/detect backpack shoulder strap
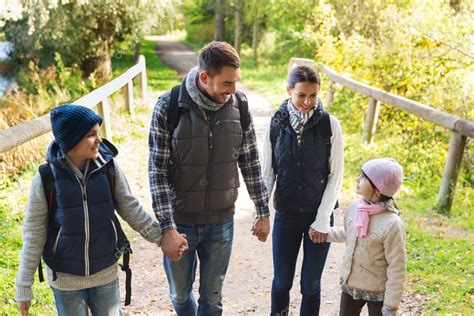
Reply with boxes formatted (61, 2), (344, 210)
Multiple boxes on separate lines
(269, 103), (289, 171)
(319, 111), (332, 140)
(167, 85), (181, 135)
(38, 163), (56, 283)
(105, 159), (116, 202)
(235, 91), (250, 131)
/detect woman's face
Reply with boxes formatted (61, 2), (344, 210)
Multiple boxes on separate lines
(287, 82), (320, 113)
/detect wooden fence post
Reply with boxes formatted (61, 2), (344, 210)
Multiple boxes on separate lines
(124, 80), (135, 117)
(435, 132), (467, 214)
(326, 81), (334, 108)
(138, 55), (147, 99)
(364, 97), (380, 143)
(97, 98), (112, 140)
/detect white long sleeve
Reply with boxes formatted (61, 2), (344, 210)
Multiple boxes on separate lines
(262, 115), (344, 234)
(311, 115), (344, 233)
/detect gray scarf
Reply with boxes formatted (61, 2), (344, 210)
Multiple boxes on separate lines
(185, 66), (228, 112)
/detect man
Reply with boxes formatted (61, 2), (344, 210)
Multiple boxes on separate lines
(148, 41), (270, 315)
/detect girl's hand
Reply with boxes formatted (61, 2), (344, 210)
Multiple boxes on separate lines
(308, 228), (327, 243)
(17, 301), (31, 316)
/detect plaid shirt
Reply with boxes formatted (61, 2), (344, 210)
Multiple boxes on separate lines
(148, 92), (270, 232)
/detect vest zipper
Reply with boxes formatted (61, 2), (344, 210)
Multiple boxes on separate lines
(75, 175), (91, 276)
(52, 226), (62, 255)
(111, 219), (118, 245)
(205, 118), (216, 216)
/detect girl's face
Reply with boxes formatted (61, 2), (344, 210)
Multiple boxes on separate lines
(287, 82), (320, 113)
(67, 124), (102, 162)
(356, 171), (380, 201)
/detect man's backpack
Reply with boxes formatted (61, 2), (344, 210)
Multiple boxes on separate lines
(37, 160), (133, 306)
(166, 85), (251, 135)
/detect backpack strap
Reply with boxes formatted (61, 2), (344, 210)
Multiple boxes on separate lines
(119, 240), (133, 306)
(38, 163), (58, 282)
(167, 85), (181, 135)
(105, 158), (133, 306)
(235, 91), (250, 131)
(269, 102), (289, 172)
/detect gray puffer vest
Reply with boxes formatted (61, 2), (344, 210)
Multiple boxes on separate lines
(169, 83), (244, 224)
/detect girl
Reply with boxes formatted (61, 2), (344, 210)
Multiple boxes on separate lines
(15, 104), (186, 315)
(262, 65), (344, 315)
(323, 158), (406, 316)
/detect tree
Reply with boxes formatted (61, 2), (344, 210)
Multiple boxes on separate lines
(1, 0), (174, 81)
(214, 0), (226, 40)
(233, 0), (244, 55)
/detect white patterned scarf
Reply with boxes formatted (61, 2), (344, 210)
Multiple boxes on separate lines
(287, 99), (316, 143)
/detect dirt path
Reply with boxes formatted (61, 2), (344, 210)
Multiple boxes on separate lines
(116, 36), (418, 315)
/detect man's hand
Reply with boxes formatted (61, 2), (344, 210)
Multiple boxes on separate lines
(251, 217), (270, 242)
(308, 227), (327, 243)
(17, 301), (31, 316)
(161, 229), (188, 261)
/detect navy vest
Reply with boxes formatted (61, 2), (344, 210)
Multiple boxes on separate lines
(42, 141), (127, 276)
(271, 101), (332, 214)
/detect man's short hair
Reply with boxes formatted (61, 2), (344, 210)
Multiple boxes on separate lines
(198, 41), (240, 76)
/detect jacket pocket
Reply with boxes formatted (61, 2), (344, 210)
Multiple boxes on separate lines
(359, 264), (377, 277)
(53, 227), (62, 255)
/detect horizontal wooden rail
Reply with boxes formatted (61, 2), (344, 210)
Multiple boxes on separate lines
(0, 55), (147, 153)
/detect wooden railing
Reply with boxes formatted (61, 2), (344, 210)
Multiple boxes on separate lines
(289, 57), (474, 214)
(0, 55), (148, 153)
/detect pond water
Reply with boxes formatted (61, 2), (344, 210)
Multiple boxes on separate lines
(0, 41), (14, 97)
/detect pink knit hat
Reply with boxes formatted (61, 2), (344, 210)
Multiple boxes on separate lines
(361, 158), (403, 197)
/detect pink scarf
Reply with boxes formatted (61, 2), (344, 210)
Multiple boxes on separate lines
(354, 198), (386, 238)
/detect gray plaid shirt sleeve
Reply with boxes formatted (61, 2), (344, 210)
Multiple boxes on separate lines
(148, 95), (176, 232)
(237, 114), (271, 219)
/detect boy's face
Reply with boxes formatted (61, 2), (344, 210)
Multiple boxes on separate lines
(67, 123), (102, 161)
(199, 66), (241, 104)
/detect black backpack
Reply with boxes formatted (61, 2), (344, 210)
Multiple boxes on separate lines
(38, 160), (133, 306)
(166, 85), (251, 135)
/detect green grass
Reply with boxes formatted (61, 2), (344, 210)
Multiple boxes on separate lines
(238, 58), (474, 313)
(0, 37), (179, 315)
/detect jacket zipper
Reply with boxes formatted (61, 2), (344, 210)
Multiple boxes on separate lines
(204, 114), (216, 215)
(53, 227), (62, 255)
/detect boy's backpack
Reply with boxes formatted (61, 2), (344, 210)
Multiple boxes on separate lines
(167, 85), (250, 135)
(37, 160), (133, 306)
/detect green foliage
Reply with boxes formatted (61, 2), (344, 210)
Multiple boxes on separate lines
(1, 0), (175, 80)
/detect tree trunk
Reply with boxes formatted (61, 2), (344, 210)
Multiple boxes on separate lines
(251, 1), (259, 60)
(214, 0), (225, 41)
(94, 39), (112, 82)
(134, 41), (141, 63)
(234, 0), (244, 55)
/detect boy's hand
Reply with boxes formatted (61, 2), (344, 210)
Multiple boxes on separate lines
(17, 301), (31, 316)
(308, 227), (327, 243)
(161, 229), (188, 261)
(251, 217), (270, 242)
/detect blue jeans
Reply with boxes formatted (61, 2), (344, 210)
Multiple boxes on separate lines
(163, 218), (234, 316)
(271, 211), (333, 316)
(52, 278), (121, 316)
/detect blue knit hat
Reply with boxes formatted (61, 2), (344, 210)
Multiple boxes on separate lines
(50, 104), (103, 153)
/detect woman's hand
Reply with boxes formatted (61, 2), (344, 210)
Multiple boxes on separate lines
(17, 301), (31, 316)
(308, 227), (327, 243)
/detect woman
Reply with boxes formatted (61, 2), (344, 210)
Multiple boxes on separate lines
(262, 65), (344, 315)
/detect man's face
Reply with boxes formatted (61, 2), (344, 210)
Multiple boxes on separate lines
(199, 66), (241, 104)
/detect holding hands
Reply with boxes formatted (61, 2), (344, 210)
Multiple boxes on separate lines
(252, 217), (270, 242)
(308, 227), (327, 243)
(161, 229), (189, 261)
